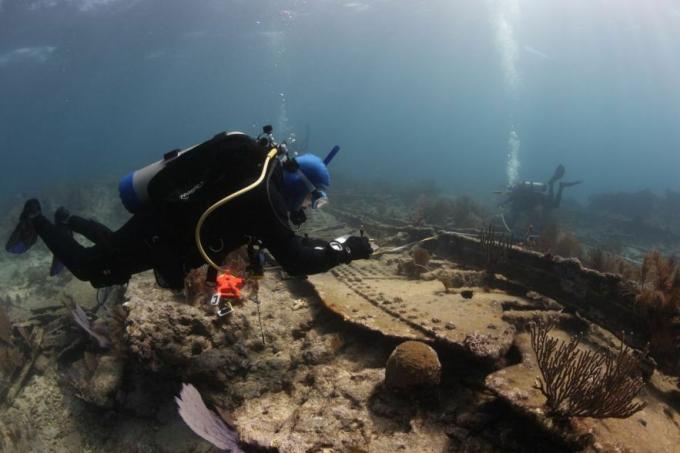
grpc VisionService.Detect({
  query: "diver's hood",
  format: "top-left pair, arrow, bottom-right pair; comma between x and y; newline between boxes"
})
279,146 -> 339,212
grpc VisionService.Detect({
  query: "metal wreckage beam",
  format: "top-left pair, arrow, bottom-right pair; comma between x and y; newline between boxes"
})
328,207 -> 647,350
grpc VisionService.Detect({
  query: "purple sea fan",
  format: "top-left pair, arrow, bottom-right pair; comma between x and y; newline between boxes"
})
72,304 -> 111,348
175,383 -> 243,452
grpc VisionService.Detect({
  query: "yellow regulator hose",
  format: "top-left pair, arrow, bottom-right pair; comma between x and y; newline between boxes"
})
194,148 -> 279,273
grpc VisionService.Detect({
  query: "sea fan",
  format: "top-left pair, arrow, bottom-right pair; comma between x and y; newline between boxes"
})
175,383 -> 243,452
71,304 -> 111,348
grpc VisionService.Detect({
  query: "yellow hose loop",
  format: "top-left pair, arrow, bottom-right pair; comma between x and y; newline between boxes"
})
195,148 -> 279,273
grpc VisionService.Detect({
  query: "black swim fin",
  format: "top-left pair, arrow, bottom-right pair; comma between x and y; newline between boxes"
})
49,256 -> 65,276
548,164 -> 565,184
5,199 -> 41,254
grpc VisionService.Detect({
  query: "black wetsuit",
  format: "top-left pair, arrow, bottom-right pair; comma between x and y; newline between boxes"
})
32,132 -> 353,289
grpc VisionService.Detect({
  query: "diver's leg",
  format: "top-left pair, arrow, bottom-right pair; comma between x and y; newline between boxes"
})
547,164 -> 565,203
553,181 -> 583,208
553,185 -> 564,209
50,208 -> 116,276
34,214 -> 107,279
34,214 -> 152,286
54,207 -> 113,245
548,164 -> 565,184
68,216 -> 114,245
504,209 -> 518,232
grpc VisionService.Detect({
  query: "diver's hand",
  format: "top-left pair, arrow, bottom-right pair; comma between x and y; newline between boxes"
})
344,236 -> 372,260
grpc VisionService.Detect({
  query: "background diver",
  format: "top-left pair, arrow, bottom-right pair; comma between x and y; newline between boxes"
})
498,164 -> 582,232
5,126 -> 373,290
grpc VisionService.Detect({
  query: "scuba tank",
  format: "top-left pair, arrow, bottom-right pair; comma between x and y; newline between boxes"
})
519,181 -> 546,192
118,148 -> 187,213
118,132 -> 249,213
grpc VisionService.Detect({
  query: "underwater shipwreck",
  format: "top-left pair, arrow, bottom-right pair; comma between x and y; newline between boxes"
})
0,187 -> 679,453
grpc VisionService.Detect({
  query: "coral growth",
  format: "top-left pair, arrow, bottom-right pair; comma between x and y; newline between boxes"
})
184,267 -> 213,306
529,320 -> 645,419
635,251 -> 680,375
176,383 -> 242,452
106,304 -> 129,357
396,247 -> 432,279
533,221 -> 584,260
586,248 -> 638,280
384,341 -> 441,392
412,246 -> 431,268
424,268 -> 486,292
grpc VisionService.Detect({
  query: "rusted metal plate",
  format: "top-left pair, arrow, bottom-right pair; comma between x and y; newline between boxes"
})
309,260 -> 518,363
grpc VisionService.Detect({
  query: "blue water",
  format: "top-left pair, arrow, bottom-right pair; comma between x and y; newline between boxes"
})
1,0 -> 679,201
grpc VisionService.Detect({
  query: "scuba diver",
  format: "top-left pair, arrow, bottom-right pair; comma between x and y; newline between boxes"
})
4,126 -> 373,291
498,164 -> 582,232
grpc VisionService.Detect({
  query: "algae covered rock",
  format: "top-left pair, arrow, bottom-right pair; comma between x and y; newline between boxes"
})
64,353 -> 125,408
124,275 -> 220,373
385,341 -> 441,391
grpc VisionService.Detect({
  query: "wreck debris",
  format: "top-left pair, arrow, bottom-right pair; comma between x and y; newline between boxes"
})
176,383 -> 243,452
385,341 -> 441,392
529,320 -> 645,419
3,326 -> 44,406
0,305 -> 47,405
429,230 -> 647,349
0,308 -> 11,344
311,261 -> 515,365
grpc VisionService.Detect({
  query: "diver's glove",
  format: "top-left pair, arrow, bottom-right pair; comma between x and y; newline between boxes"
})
343,236 -> 373,260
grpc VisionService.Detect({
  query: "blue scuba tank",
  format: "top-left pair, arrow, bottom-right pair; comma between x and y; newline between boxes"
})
118,146 -> 194,213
